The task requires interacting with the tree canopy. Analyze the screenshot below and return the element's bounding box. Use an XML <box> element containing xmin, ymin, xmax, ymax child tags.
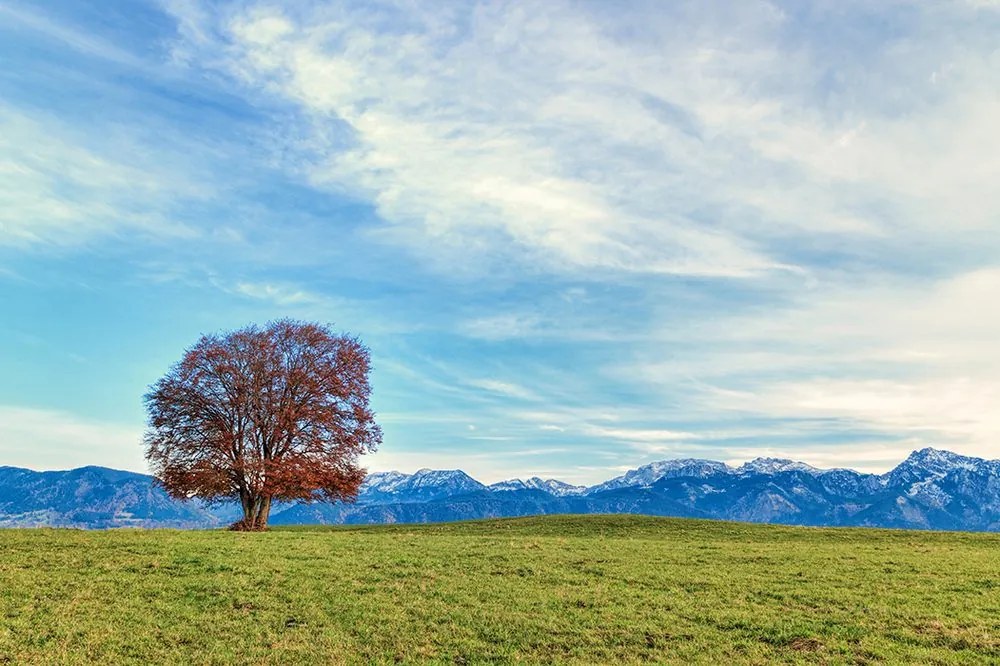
<box><xmin>144</xmin><ymin>319</ymin><xmax>381</xmax><ymax>530</ymax></box>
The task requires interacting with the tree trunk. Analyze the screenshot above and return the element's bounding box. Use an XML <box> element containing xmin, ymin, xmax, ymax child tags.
<box><xmin>239</xmin><ymin>491</ymin><xmax>252</xmax><ymax>523</ymax></box>
<box><xmin>254</xmin><ymin>496</ymin><xmax>272</xmax><ymax>530</ymax></box>
<box><xmin>231</xmin><ymin>494</ymin><xmax>272</xmax><ymax>531</ymax></box>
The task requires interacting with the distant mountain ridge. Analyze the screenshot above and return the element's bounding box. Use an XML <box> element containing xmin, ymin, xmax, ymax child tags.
<box><xmin>359</xmin><ymin>468</ymin><xmax>487</xmax><ymax>504</ymax></box>
<box><xmin>0</xmin><ymin>465</ymin><xmax>233</xmax><ymax>528</ymax></box>
<box><xmin>488</xmin><ymin>477</ymin><xmax>586</xmax><ymax>496</ymax></box>
<box><xmin>2</xmin><ymin>448</ymin><xmax>999</xmax><ymax>531</ymax></box>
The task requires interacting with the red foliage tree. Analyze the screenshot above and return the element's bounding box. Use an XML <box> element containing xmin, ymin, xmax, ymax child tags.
<box><xmin>144</xmin><ymin>320</ymin><xmax>382</xmax><ymax>531</ymax></box>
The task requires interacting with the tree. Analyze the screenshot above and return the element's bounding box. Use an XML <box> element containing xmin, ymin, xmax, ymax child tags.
<box><xmin>144</xmin><ymin>319</ymin><xmax>382</xmax><ymax>531</ymax></box>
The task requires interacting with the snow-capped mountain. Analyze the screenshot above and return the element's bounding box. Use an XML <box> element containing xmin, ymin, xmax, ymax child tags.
<box><xmin>3</xmin><ymin>448</ymin><xmax>999</xmax><ymax>531</ymax></box>
<box><xmin>586</xmin><ymin>459</ymin><xmax>732</xmax><ymax>494</ymax></box>
<box><xmin>882</xmin><ymin>448</ymin><xmax>984</xmax><ymax>487</ymax></box>
<box><xmin>489</xmin><ymin>477</ymin><xmax>586</xmax><ymax>496</ymax></box>
<box><xmin>335</xmin><ymin>448</ymin><xmax>1000</xmax><ymax>530</ymax></box>
<box><xmin>357</xmin><ymin>468</ymin><xmax>487</xmax><ymax>504</ymax></box>
<box><xmin>736</xmin><ymin>458</ymin><xmax>823</xmax><ymax>476</ymax></box>
<box><xmin>587</xmin><ymin>455</ymin><xmax>825</xmax><ymax>490</ymax></box>
<box><xmin>359</xmin><ymin>471</ymin><xmax>411</xmax><ymax>493</ymax></box>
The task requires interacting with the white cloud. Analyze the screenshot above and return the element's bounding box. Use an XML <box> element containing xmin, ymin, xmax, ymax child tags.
<box><xmin>582</xmin><ymin>426</ymin><xmax>700</xmax><ymax>445</ymax></box>
<box><xmin>0</xmin><ymin>107</ymin><xmax>199</xmax><ymax>248</ymax></box>
<box><xmin>466</xmin><ymin>379</ymin><xmax>538</xmax><ymax>401</ymax></box>
<box><xmin>163</xmin><ymin>1</ymin><xmax>800</xmax><ymax>276</ymax></box>
<box><xmin>232</xmin><ymin>280</ymin><xmax>322</xmax><ymax>306</ymax></box>
<box><xmin>622</xmin><ymin>268</ymin><xmax>1000</xmax><ymax>459</ymax></box>
<box><xmin>964</xmin><ymin>0</ymin><xmax>1000</xmax><ymax>9</ymax></box>
<box><xmin>5</xmin><ymin>0</ymin><xmax>991</xmax><ymax>477</ymax></box>
<box><xmin>460</xmin><ymin>313</ymin><xmax>545</xmax><ymax>341</ymax></box>
<box><xmin>162</xmin><ymin>1</ymin><xmax>1000</xmax><ymax>281</ymax></box>
<box><xmin>720</xmin><ymin>378</ymin><xmax>999</xmax><ymax>444</ymax></box>
<box><xmin>0</xmin><ymin>2</ymin><xmax>143</xmax><ymax>67</ymax></box>
<box><xmin>0</xmin><ymin>406</ymin><xmax>146</xmax><ymax>472</ymax></box>
<box><xmin>720</xmin><ymin>441</ymin><xmax>926</xmax><ymax>474</ymax></box>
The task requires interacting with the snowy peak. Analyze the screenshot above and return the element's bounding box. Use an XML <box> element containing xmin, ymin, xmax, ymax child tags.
<box><xmin>4</xmin><ymin>448</ymin><xmax>1000</xmax><ymax>530</ymax></box>
<box><xmin>358</xmin><ymin>448</ymin><xmax>999</xmax><ymax>510</ymax></box>
<box><xmin>587</xmin><ymin>458</ymin><xmax>732</xmax><ymax>494</ymax></box>
<box><xmin>884</xmin><ymin>447</ymin><xmax>987</xmax><ymax>487</ymax></box>
<box><xmin>737</xmin><ymin>458</ymin><xmax>822</xmax><ymax>476</ymax></box>
<box><xmin>587</xmin><ymin>455</ymin><xmax>855</xmax><ymax>494</ymax></box>
<box><xmin>489</xmin><ymin>477</ymin><xmax>586</xmax><ymax>496</ymax></box>
<box><xmin>360</xmin><ymin>471</ymin><xmax>410</xmax><ymax>493</ymax></box>
<box><xmin>407</xmin><ymin>468</ymin><xmax>480</xmax><ymax>488</ymax></box>
<box><xmin>903</xmin><ymin>448</ymin><xmax>982</xmax><ymax>473</ymax></box>
<box><xmin>358</xmin><ymin>469</ymin><xmax>486</xmax><ymax>504</ymax></box>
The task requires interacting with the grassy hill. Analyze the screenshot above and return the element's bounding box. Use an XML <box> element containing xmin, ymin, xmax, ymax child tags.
<box><xmin>1</xmin><ymin>515</ymin><xmax>997</xmax><ymax>664</ymax></box>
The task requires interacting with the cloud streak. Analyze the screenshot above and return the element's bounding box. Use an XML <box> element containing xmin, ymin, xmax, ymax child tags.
<box><xmin>0</xmin><ymin>405</ymin><xmax>145</xmax><ymax>471</ymax></box>
<box><xmin>2</xmin><ymin>0</ymin><xmax>999</xmax><ymax>480</ymax></box>
<box><xmin>166</xmin><ymin>1</ymin><xmax>802</xmax><ymax>276</ymax></box>
<box><xmin>165</xmin><ymin>1</ymin><xmax>1000</xmax><ymax>284</ymax></box>
<box><xmin>0</xmin><ymin>107</ymin><xmax>200</xmax><ymax>248</ymax></box>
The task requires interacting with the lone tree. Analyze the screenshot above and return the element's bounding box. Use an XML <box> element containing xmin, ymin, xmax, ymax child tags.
<box><xmin>144</xmin><ymin>319</ymin><xmax>381</xmax><ymax>531</ymax></box>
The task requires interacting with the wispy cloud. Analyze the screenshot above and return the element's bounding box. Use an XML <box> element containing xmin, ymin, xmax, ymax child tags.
<box><xmin>622</xmin><ymin>267</ymin><xmax>1000</xmax><ymax>458</ymax></box>
<box><xmin>162</xmin><ymin>1</ymin><xmax>798</xmax><ymax>277</ymax></box>
<box><xmin>120</xmin><ymin>0</ymin><xmax>1000</xmax><ymax>470</ymax></box>
<box><xmin>0</xmin><ymin>107</ymin><xmax>200</xmax><ymax>248</ymax></box>
<box><xmin>232</xmin><ymin>280</ymin><xmax>322</xmax><ymax>306</ymax></box>
<box><xmin>466</xmin><ymin>379</ymin><xmax>539</xmax><ymax>401</ymax></box>
<box><xmin>164</xmin><ymin>1</ymin><xmax>1000</xmax><ymax>283</ymax></box>
<box><xmin>0</xmin><ymin>2</ymin><xmax>144</xmax><ymax>67</ymax></box>
<box><xmin>582</xmin><ymin>426</ymin><xmax>701</xmax><ymax>445</ymax></box>
<box><xmin>3</xmin><ymin>0</ymin><xmax>1000</xmax><ymax>480</ymax></box>
<box><xmin>0</xmin><ymin>405</ymin><xmax>144</xmax><ymax>471</ymax></box>
<box><xmin>366</xmin><ymin>446</ymin><xmax>599</xmax><ymax>485</ymax></box>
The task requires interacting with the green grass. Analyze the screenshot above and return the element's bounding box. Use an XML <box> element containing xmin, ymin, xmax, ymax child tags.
<box><xmin>1</xmin><ymin>515</ymin><xmax>997</xmax><ymax>664</ymax></box>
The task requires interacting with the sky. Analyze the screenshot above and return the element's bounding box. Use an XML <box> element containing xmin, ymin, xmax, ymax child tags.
<box><xmin>1</xmin><ymin>0</ymin><xmax>999</xmax><ymax>484</ymax></box>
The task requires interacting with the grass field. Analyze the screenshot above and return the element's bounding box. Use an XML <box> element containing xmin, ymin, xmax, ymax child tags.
<box><xmin>0</xmin><ymin>515</ymin><xmax>997</xmax><ymax>664</ymax></box>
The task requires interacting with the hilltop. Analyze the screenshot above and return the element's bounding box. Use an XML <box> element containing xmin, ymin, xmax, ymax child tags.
<box><xmin>1</xmin><ymin>515</ymin><xmax>997</xmax><ymax>663</ymax></box>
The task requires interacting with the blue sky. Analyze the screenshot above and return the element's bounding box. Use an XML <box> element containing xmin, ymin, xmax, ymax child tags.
<box><xmin>2</xmin><ymin>0</ymin><xmax>999</xmax><ymax>483</ymax></box>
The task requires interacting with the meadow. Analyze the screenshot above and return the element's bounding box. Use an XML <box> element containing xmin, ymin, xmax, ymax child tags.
<box><xmin>0</xmin><ymin>515</ymin><xmax>997</xmax><ymax>664</ymax></box>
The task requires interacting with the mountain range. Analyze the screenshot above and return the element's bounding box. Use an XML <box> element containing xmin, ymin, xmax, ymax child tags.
<box><xmin>2</xmin><ymin>448</ymin><xmax>998</xmax><ymax>531</ymax></box>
